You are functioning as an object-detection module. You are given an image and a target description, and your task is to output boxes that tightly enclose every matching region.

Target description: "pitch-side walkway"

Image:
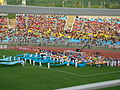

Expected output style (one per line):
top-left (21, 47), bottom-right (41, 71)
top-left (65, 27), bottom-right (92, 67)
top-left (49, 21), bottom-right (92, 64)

top-left (56, 79), bottom-right (120, 90)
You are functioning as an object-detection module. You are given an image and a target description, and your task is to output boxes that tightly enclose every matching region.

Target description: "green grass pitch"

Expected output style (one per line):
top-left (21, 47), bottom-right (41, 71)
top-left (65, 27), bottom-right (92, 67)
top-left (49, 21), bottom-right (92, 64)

top-left (0, 49), bottom-right (120, 90)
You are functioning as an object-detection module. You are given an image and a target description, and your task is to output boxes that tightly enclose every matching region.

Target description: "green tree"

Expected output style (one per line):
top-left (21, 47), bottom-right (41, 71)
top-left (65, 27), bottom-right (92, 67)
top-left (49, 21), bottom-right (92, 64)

top-left (73, 1), bottom-right (82, 8)
top-left (110, 5), bottom-right (120, 9)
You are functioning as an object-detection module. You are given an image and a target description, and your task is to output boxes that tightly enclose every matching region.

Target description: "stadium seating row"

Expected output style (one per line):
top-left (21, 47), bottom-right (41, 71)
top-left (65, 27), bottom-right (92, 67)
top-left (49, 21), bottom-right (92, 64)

top-left (0, 15), bottom-right (120, 47)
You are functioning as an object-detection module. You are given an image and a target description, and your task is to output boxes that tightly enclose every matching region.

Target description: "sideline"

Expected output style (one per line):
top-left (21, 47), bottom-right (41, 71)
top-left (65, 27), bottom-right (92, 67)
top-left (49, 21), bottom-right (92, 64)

top-left (56, 79), bottom-right (120, 90)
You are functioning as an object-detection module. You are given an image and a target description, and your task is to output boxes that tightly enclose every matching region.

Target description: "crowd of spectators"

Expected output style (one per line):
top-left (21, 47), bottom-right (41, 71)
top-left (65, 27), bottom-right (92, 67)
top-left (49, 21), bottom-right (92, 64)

top-left (73, 16), bottom-right (120, 40)
top-left (0, 17), bottom-right (10, 42)
top-left (0, 15), bottom-right (120, 48)
top-left (16, 14), bottom-right (66, 37)
top-left (72, 16), bottom-right (120, 47)
top-left (13, 14), bottom-right (67, 44)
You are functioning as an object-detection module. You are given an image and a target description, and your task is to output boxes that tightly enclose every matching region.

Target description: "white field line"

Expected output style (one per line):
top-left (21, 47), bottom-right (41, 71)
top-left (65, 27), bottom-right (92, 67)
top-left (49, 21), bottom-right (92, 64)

top-left (24, 65), bottom-right (120, 77)
top-left (41, 66), bottom-right (120, 77)
top-left (83, 70), bottom-right (120, 77)
top-left (41, 67), bottom-right (84, 77)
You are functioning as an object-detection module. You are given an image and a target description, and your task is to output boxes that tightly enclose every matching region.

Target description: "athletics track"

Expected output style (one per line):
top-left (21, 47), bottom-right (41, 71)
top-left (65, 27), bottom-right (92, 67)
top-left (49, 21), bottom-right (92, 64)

top-left (6, 46), bottom-right (120, 58)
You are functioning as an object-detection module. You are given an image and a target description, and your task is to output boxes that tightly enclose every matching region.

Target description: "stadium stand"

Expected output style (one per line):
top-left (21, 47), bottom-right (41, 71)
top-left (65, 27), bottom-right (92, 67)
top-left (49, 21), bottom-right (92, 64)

top-left (0, 17), bottom-right (10, 42)
top-left (0, 14), bottom-right (120, 49)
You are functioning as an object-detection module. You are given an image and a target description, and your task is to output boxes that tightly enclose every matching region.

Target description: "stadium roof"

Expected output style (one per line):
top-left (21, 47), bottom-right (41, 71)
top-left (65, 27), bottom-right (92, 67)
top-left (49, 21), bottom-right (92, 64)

top-left (0, 5), bottom-right (120, 16)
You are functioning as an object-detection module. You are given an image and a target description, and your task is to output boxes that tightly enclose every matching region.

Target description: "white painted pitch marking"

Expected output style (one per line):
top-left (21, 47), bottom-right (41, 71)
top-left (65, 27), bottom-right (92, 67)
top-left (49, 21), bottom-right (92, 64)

top-left (41, 67), bottom-right (120, 77)
top-left (25, 65), bottom-right (120, 77)
top-left (83, 70), bottom-right (120, 77)
top-left (41, 67), bottom-right (84, 77)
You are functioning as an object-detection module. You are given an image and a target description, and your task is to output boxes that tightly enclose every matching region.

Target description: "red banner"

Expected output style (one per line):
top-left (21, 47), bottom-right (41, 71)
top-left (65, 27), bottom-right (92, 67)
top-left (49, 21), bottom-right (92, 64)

top-left (117, 24), bottom-right (120, 29)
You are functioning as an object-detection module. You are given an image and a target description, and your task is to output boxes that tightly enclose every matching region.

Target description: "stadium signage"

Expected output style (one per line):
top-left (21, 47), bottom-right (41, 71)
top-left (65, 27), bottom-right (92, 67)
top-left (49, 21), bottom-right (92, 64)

top-left (15, 46), bottom-right (36, 52)
top-left (0, 45), bottom-right (7, 49)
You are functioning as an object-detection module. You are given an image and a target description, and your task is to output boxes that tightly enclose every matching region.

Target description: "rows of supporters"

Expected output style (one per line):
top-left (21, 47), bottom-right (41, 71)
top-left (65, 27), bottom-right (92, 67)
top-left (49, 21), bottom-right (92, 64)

top-left (0, 17), bottom-right (11, 41)
top-left (73, 16), bottom-right (120, 40)
top-left (0, 15), bottom-right (120, 46)
top-left (14, 14), bottom-right (67, 43)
